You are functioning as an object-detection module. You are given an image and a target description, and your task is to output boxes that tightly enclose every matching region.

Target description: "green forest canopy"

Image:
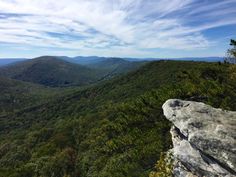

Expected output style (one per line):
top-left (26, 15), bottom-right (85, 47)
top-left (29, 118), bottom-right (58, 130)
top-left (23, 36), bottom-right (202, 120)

top-left (0, 60), bottom-right (235, 177)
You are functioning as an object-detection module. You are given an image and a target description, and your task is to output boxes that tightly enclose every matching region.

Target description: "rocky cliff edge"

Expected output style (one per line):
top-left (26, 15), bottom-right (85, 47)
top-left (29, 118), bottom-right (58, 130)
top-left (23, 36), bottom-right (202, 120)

top-left (162, 99), bottom-right (236, 177)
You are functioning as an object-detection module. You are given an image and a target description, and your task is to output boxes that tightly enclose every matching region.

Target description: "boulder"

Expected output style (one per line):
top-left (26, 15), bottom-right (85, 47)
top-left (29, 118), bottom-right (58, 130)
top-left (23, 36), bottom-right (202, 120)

top-left (162, 99), bottom-right (236, 177)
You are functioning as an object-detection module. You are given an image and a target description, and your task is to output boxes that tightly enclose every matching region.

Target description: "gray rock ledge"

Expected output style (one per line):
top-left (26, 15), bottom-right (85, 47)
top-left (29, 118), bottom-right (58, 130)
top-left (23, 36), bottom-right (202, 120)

top-left (162, 99), bottom-right (236, 177)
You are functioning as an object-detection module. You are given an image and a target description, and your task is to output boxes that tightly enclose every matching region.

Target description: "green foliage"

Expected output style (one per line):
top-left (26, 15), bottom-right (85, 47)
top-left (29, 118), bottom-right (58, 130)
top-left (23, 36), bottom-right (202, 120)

top-left (0, 61), bottom-right (235, 177)
top-left (87, 58), bottom-right (146, 79)
top-left (225, 39), bottom-right (236, 63)
top-left (0, 76), bottom-right (59, 115)
top-left (149, 152), bottom-right (174, 177)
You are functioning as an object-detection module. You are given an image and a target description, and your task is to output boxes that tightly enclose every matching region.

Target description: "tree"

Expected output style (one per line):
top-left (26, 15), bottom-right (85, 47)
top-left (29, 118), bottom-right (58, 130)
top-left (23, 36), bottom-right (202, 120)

top-left (225, 39), bottom-right (236, 63)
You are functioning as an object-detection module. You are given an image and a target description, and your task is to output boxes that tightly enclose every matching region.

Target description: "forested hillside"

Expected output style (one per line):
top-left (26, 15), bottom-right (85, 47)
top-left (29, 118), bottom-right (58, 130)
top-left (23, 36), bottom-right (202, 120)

top-left (0, 56), bottom-right (145, 87)
top-left (0, 56), bottom-right (104, 87)
top-left (0, 76), bottom-right (58, 115)
top-left (84, 58), bottom-right (146, 78)
top-left (0, 61), bottom-right (235, 177)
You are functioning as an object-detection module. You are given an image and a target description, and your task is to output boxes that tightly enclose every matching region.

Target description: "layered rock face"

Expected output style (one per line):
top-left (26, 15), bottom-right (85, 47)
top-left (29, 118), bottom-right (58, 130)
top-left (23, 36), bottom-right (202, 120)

top-left (162, 99), bottom-right (236, 177)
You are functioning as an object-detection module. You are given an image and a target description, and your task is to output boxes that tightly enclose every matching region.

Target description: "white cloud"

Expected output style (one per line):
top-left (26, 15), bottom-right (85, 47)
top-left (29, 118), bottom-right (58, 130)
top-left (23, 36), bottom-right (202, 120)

top-left (0, 0), bottom-right (236, 57)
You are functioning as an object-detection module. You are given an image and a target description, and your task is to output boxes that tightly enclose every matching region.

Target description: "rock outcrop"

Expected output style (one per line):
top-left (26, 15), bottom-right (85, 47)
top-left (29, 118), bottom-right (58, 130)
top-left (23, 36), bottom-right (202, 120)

top-left (162, 99), bottom-right (236, 177)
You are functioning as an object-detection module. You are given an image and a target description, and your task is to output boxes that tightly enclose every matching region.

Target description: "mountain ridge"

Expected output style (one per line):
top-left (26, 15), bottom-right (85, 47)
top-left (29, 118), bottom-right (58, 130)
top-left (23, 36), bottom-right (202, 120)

top-left (0, 56), bottom-right (224, 67)
top-left (0, 56), bottom-right (146, 86)
top-left (0, 56), bottom-right (103, 87)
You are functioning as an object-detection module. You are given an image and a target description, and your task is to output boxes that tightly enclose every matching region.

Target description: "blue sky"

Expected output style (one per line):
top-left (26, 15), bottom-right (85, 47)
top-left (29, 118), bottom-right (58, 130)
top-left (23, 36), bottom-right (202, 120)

top-left (0, 0), bottom-right (235, 58)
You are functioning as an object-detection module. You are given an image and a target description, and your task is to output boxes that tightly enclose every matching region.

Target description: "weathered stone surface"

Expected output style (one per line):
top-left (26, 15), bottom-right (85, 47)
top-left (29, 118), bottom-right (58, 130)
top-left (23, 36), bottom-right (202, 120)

top-left (162, 99), bottom-right (236, 177)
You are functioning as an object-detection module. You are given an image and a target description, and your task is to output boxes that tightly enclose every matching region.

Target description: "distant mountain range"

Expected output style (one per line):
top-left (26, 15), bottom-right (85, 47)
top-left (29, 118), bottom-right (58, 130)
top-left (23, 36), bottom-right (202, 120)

top-left (0, 58), bottom-right (27, 66)
top-left (0, 55), bottom-right (224, 87)
top-left (0, 56), bottom-right (145, 87)
top-left (0, 56), bottom-right (102, 87)
top-left (61, 56), bottom-right (225, 63)
top-left (154, 57), bottom-right (225, 62)
top-left (60, 56), bottom-right (108, 65)
top-left (0, 56), bottom-right (224, 67)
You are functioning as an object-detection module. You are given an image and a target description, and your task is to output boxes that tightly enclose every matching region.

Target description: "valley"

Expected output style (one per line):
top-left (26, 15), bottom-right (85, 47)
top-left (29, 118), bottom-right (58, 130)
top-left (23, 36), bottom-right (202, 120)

top-left (0, 58), bottom-right (235, 177)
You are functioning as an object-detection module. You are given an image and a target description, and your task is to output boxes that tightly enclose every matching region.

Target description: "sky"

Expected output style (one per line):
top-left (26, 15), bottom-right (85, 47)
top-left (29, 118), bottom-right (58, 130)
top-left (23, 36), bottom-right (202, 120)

top-left (0, 0), bottom-right (236, 58)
